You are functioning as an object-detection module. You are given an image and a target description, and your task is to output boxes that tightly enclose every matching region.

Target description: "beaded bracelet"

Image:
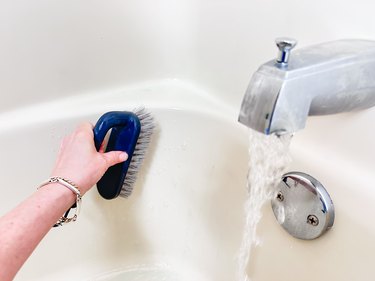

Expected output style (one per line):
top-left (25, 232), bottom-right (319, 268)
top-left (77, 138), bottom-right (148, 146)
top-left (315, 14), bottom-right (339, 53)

top-left (38, 177), bottom-right (82, 227)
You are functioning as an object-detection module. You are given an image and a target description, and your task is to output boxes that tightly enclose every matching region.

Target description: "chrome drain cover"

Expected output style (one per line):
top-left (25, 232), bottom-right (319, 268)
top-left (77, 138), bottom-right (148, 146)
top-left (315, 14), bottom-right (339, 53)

top-left (271, 172), bottom-right (335, 240)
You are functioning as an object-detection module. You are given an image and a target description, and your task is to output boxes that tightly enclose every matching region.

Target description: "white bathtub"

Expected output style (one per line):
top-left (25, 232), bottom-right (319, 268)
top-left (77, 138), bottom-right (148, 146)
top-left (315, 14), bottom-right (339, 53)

top-left (2, 0), bottom-right (375, 279)
top-left (1, 79), bottom-right (375, 281)
top-left (0, 80), bottom-right (249, 281)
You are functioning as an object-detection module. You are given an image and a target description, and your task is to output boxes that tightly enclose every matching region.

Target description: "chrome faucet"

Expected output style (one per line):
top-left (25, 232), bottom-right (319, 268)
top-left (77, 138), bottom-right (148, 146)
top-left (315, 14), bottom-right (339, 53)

top-left (238, 38), bottom-right (375, 135)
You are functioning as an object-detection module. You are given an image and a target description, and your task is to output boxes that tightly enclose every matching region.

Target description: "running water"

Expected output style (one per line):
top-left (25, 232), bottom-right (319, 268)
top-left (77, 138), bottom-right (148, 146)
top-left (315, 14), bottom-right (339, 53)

top-left (237, 130), bottom-right (292, 281)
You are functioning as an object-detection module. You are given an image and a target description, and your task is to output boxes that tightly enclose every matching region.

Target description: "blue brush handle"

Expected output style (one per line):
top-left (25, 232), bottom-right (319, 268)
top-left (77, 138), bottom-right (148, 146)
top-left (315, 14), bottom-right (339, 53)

top-left (93, 111), bottom-right (141, 199)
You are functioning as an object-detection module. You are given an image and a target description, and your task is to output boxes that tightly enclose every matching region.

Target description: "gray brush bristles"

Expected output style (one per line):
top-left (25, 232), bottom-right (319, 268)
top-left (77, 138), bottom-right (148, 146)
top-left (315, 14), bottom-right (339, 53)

top-left (119, 107), bottom-right (155, 198)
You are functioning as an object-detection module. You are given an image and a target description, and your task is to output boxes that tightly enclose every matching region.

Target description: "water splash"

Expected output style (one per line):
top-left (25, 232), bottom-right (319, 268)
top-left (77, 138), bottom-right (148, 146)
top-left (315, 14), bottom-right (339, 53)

top-left (237, 130), bottom-right (291, 281)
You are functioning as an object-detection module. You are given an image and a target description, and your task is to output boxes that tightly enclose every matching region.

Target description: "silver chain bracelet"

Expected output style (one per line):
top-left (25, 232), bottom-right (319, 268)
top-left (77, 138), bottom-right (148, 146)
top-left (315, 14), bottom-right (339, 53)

top-left (38, 177), bottom-right (82, 227)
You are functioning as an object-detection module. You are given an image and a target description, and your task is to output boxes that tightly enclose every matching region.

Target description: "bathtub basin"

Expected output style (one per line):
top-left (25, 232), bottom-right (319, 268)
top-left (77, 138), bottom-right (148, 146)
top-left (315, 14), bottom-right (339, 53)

top-left (0, 79), bottom-right (374, 280)
top-left (0, 80), bottom-right (248, 281)
top-left (249, 108), bottom-right (375, 281)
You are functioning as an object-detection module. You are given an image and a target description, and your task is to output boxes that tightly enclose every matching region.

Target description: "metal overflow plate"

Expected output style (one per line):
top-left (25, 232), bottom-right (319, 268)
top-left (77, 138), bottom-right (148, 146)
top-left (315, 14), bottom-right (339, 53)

top-left (271, 172), bottom-right (335, 240)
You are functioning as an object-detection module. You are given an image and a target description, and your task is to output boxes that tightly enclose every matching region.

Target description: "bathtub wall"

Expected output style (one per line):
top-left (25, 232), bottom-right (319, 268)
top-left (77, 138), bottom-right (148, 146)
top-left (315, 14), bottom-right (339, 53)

top-left (0, 0), bottom-right (374, 112)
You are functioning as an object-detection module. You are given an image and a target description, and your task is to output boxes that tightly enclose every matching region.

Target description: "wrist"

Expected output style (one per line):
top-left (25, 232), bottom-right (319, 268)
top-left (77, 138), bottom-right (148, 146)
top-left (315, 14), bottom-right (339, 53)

top-left (37, 182), bottom-right (76, 204)
top-left (50, 169), bottom-right (89, 195)
top-left (38, 177), bottom-right (82, 227)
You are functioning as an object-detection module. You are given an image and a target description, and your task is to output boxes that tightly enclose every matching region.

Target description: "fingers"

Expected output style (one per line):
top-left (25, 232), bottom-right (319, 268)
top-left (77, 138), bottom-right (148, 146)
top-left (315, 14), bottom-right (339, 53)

top-left (102, 151), bottom-right (128, 167)
top-left (76, 122), bottom-right (128, 167)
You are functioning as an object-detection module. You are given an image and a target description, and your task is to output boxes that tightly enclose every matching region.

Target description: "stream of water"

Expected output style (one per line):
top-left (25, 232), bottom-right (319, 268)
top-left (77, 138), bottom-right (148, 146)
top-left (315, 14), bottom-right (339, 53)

top-left (237, 130), bottom-right (292, 281)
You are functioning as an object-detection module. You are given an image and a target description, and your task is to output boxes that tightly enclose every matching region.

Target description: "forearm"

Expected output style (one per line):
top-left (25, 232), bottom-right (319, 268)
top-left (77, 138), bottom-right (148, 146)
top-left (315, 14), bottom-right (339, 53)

top-left (0, 122), bottom-right (127, 280)
top-left (0, 184), bottom-right (76, 281)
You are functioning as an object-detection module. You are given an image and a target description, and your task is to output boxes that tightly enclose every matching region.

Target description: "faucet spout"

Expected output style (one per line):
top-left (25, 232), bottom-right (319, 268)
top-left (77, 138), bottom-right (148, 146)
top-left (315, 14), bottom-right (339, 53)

top-left (238, 39), bottom-right (375, 135)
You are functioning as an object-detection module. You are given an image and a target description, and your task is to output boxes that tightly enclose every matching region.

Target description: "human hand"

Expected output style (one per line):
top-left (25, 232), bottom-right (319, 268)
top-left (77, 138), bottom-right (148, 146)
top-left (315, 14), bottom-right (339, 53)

top-left (51, 122), bottom-right (127, 194)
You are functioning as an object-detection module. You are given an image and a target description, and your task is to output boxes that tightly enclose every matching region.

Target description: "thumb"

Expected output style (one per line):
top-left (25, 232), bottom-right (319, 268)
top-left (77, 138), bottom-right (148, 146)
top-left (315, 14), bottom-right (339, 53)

top-left (102, 151), bottom-right (128, 167)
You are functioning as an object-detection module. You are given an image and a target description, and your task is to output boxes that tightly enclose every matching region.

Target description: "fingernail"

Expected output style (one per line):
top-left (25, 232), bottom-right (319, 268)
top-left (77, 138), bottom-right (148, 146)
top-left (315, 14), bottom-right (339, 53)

top-left (119, 152), bottom-right (128, 161)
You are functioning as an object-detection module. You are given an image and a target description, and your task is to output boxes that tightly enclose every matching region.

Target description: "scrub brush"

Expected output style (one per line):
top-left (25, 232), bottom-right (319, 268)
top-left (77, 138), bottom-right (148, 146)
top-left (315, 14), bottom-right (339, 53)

top-left (93, 108), bottom-right (154, 199)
